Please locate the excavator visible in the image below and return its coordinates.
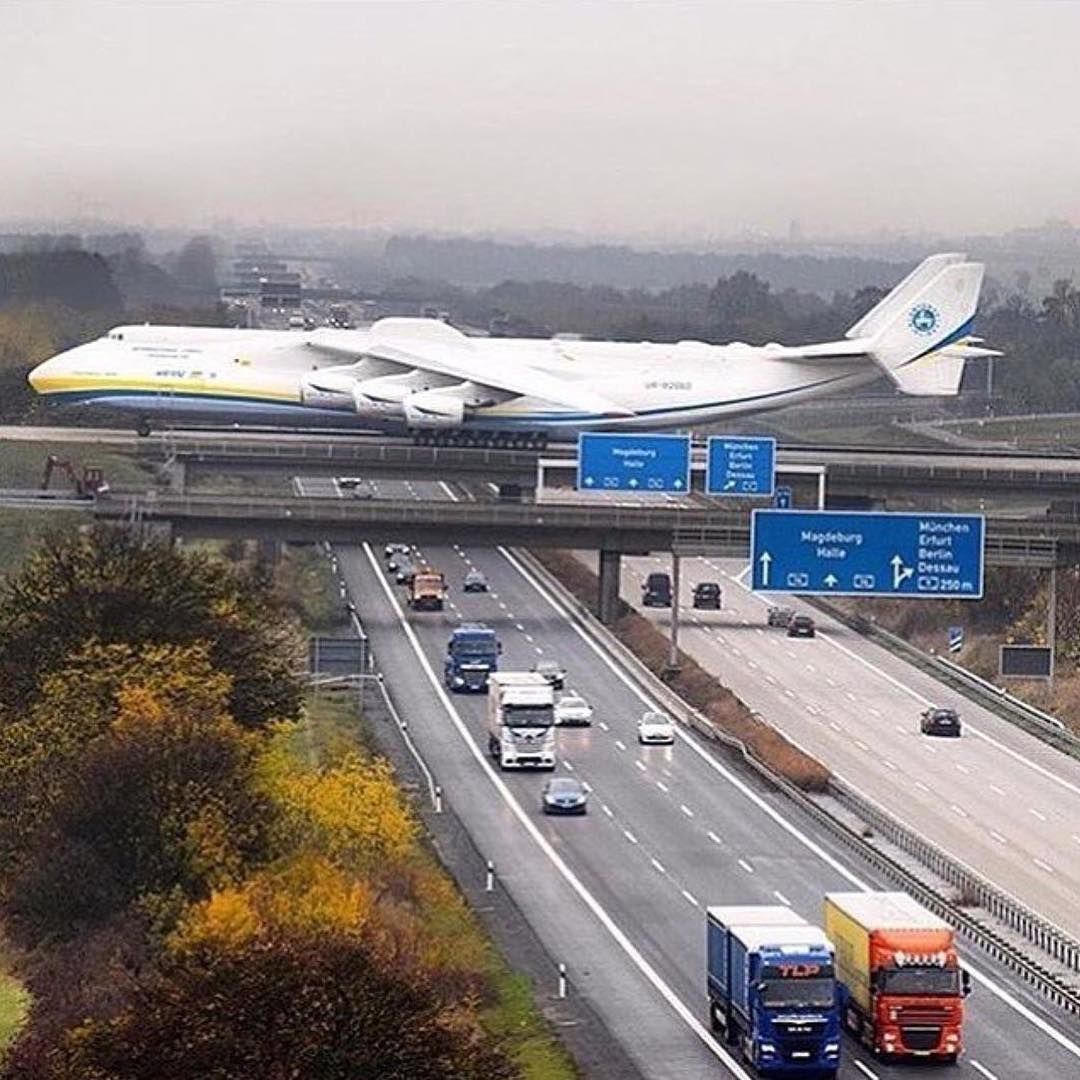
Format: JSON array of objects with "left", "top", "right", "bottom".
[{"left": 40, "top": 455, "right": 109, "bottom": 498}]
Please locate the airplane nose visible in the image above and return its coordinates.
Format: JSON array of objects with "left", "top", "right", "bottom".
[{"left": 27, "top": 358, "right": 49, "bottom": 392}]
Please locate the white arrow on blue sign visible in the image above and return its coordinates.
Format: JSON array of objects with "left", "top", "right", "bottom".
[
  {"left": 577, "top": 432, "right": 691, "bottom": 493},
  {"left": 706, "top": 436, "right": 776, "bottom": 497},
  {"left": 750, "top": 509, "right": 985, "bottom": 599}
]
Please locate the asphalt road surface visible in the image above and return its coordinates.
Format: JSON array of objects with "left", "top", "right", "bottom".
[
  {"left": 611, "top": 552, "right": 1080, "bottom": 938},
  {"left": 330, "top": 510, "right": 1080, "bottom": 1078}
]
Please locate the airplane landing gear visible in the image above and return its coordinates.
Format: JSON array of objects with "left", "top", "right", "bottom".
[{"left": 136, "top": 418, "right": 151, "bottom": 437}]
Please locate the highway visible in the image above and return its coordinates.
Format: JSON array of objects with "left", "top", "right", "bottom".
[
  {"left": 318, "top": 475, "right": 1080, "bottom": 1079},
  {"left": 610, "top": 552, "right": 1080, "bottom": 938}
]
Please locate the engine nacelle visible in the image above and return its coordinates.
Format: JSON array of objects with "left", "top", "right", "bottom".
[
  {"left": 299, "top": 370, "right": 357, "bottom": 411},
  {"left": 354, "top": 369, "right": 458, "bottom": 404},
  {"left": 402, "top": 388, "right": 466, "bottom": 428},
  {"left": 352, "top": 386, "right": 404, "bottom": 418}
]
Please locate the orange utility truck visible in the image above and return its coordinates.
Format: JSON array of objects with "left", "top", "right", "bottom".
[
  {"left": 408, "top": 566, "right": 447, "bottom": 611},
  {"left": 824, "top": 892, "right": 969, "bottom": 1063}
]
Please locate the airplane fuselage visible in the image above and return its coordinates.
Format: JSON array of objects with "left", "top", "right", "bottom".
[{"left": 29, "top": 325, "right": 877, "bottom": 438}]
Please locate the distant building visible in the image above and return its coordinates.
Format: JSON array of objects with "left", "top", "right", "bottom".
[{"left": 221, "top": 245, "right": 301, "bottom": 308}]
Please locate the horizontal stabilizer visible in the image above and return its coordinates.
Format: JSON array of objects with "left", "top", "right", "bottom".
[{"left": 888, "top": 350, "right": 968, "bottom": 396}]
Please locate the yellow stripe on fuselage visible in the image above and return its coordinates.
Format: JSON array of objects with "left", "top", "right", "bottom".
[{"left": 32, "top": 372, "right": 301, "bottom": 403}]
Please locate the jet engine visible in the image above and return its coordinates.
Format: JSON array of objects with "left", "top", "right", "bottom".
[{"left": 402, "top": 387, "right": 466, "bottom": 427}]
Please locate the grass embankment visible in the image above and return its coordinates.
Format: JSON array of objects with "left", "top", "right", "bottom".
[
  {"left": 299, "top": 689, "right": 580, "bottom": 1080},
  {"left": 0, "top": 509, "right": 86, "bottom": 579},
  {"left": 533, "top": 550, "right": 831, "bottom": 792},
  {"left": 0, "top": 437, "right": 152, "bottom": 490}
]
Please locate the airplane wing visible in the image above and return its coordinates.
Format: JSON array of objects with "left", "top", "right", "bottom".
[{"left": 306, "top": 320, "right": 633, "bottom": 416}]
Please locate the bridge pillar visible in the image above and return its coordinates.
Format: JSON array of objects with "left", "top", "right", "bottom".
[{"left": 597, "top": 550, "right": 622, "bottom": 625}]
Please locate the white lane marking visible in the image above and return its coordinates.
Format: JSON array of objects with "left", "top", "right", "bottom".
[
  {"left": 624, "top": 830, "right": 639, "bottom": 845},
  {"left": 1034, "top": 857, "right": 1055, "bottom": 874},
  {"left": 737, "top": 858, "right": 754, "bottom": 874},
  {"left": 599, "top": 720, "right": 610, "bottom": 731},
  {"left": 955, "top": 763, "right": 971, "bottom": 775},
  {"left": 515, "top": 622, "right": 526, "bottom": 632},
  {"left": 1073, "top": 834, "right": 1080, "bottom": 846},
  {"left": 852, "top": 1061, "right": 880, "bottom": 1079},
  {"left": 360, "top": 543, "right": 751, "bottom": 1076},
  {"left": 773, "top": 890, "right": 791, "bottom": 906},
  {"left": 970, "top": 1062, "right": 999, "bottom": 1080},
  {"left": 615, "top": 740, "right": 626, "bottom": 751},
  {"left": 990, "top": 784, "right": 1006, "bottom": 797},
  {"left": 650, "top": 857, "right": 666, "bottom": 874},
  {"left": 437, "top": 480, "right": 458, "bottom": 502},
  {"left": 680, "top": 804, "right": 694, "bottom": 818},
  {"left": 707, "top": 830, "right": 723, "bottom": 846},
  {"left": 915, "top": 780, "right": 930, "bottom": 792},
  {"left": 563, "top": 760, "right": 574, "bottom": 772},
  {"left": 601, "top": 804, "right": 614, "bottom": 818},
  {"left": 868, "top": 707, "right": 881, "bottom": 717},
  {"left": 784, "top": 688, "right": 796, "bottom": 699},
  {"left": 656, "top": 780, "right": 669, "bottom": 793},
  {"left": 1029, "top": 807, "right": 1047, "bottom": 822},
  {"left": 882, "top": 760, "right": 897, "bottom": 772},
  {"left": 635, "top": 760, "right": 647, "bottom": 772},
  {"left": 950, "top": 804, "right": 968, "bottom": 819},
  {"left": 810, "top": 612, "right": 1080, "bottom": 801},
  {"left": 499, "top": 547, "right": 1080, "bottom": 1062},
  {"left": 681, "top": 889, "right": 700, "bottom": 907},
  {"left": 990, "top": 830, "right": 1008, "bottom": 845}
]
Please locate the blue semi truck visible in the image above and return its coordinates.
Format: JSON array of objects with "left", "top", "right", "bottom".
[
  {"left": 444, "top": 624, "right": 500, "bottom": 692},
  {"left": 707, "top": 905, "right": 841, "bottom": 1077}
]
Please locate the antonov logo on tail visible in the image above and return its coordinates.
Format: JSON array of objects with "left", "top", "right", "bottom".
[{"left": 909, "top": 304, "right": 939, "bottom": 336}]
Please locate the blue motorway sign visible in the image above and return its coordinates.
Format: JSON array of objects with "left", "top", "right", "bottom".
[
  {"left": 706, "top": 436, "right": 776, "bottom": 496},
  {"left": 577, "top": 433, "right": 690, "bottom": 493},
  {"left": 750, "top": 510, "right": 984, "bottom": 598}
]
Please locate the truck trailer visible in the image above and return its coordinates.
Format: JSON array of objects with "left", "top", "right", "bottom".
[
  {"left": 707, "top": 905, "right": 841, "bottom": 1077},
  {"left": 824, "top": 891, "right": 969, "bottom": 1063},
  {"left": 487, "top": 672, "right": 555, "bottom": 769},
  {"left": 445, "top": 624, "right": 500, "bottom": 692}
]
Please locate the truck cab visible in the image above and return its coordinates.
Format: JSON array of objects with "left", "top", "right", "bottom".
[
  {"left": 487, "top": 671, "right": 556, "bottom": 770},
  {"left": 408, "top": 566, "right": 447, "bottom": 611},
  {"left": 445, "top": 624, "right": 500, "bottom": 692},
  {"left": 707, "top": 906, "right": 841, "bottom": 1077},
  {"left": 825, "top": 891, "right": 969, "bottom": 1063}
]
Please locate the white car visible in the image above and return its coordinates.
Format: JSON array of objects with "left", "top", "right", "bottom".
[
  {"left": 554, "top": 693, "right": 593, "bottom": 727},
  {"left": 638, "top": 711, "right": 675, "bottom": 745}
]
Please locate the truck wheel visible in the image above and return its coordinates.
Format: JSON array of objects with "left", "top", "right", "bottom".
[
  {"left": 708, "top": 1003, "right": 722, "bottom": 1034},
  {"left": 942, "top": 1053, "right": 959, "bottom": 1066}
]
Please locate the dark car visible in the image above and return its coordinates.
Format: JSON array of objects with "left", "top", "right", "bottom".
[
  {"left": 767, "top": 605, "right": 795, "bottom": 628},
  {"left": 692, "top": 581, "right": 722, "bottom": 609},
  {"left": 541, "top": 776, "right": 588, "bottom": 815},
  {"left": 463, "top": 568, "right": 489, "bottom": 593},
  {"left": 787, "top": 613, "right": 816, "bottom": 638},
  {"left": 395, "top": 559, "right": 416, "bottom": 585},
  {"left": 921, "top": 706, "right": 962, "bottom": 737},
  {"left": 642, "top": 571, "right": 672, "bottom": 608}
]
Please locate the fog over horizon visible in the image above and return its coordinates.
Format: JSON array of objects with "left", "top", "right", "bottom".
[{"left": 3, "top": 0, "right": 1079, "bottom": 245}]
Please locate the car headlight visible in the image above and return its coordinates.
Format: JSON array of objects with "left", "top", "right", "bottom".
[{"left": 759, "top": 1043, "right": 776, "bottom": 1055}]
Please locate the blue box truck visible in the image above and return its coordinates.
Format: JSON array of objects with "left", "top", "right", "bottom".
[
  {"left": 707, "top": 905, "right": 841, "bottom": 1077},
  {"left": 444, "top": 624, "right": 500, "bottom": 692}
]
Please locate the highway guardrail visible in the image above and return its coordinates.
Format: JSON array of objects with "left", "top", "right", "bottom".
[{"left": 517, "top": 549, "right": 1080, "bottom": 1016}]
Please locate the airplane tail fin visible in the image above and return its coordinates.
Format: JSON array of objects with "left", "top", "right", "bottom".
[
  {"left": 864, "top": 259, "right": 985, "bottom": 393},
  {"left": 846, "top": 253, "right": 967, "bottom": 340}
]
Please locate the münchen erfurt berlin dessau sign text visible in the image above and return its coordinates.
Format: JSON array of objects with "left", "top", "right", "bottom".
[{"left": 750, "top": 510, "right": 984, "bottom": 598}]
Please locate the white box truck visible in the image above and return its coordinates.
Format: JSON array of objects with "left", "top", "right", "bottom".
[{"left": 487, "top": 671, "right": 556, "bottom": 769}]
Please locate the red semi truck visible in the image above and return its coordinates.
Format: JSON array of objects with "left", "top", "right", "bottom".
[{"left": 824, "top": 892, "right": 970, "bottom": 1063}]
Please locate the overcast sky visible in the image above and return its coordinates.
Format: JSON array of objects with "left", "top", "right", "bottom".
[{"left": 2, "top": 0, "right": 1078, "bottom": 242}]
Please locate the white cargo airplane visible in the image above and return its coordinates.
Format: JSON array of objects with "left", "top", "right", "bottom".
[{"left": 29, "top": 253, "right": 996, "bottom": 447}]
